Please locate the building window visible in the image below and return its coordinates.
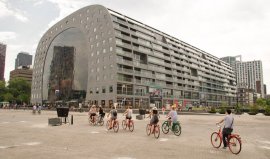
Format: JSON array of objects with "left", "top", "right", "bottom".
[
  {"left": 89, "top": 89, "right": 93, "bottom": 94},
  {"left": 109, "top": 86, "right": 113, "bottom": 93},
  {"left": 102, "top": 87, "right": 106, "bottom": 93},
  {"left": 96, "top": 87, "right": 99, "bottom": 94},
  {"left": 110, "top": 47, "right": 113, "bottom": 52},
  {"left": 103, "top": 49, "right": 106, "bottom": 53}
]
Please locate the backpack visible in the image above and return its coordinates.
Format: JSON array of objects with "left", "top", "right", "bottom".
[{"left": 112, "top": 110, "right": 117, "bottom": 116}]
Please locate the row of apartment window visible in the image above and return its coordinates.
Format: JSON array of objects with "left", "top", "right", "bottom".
[
  {"left": 89, "top": 85, "right": 114, "bottom": 94},
  {"left": 112, "top": 16, "right": 232, "bottom": 73},
  {"left": 115, "top": 35, "right": 233, "bottom": 79}
]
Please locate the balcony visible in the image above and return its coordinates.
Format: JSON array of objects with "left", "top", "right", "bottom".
[
  {"left": 116, "top": 59, "right": 133, "bottom": 66},
  {"left": 116, "top": 49, "right": 133, "bottom": 58},
  {"left": 117, "top": 68, "right": 133, "bottom": 74},
  {"left": 117, "top": 76, "right": 133, "bottom": 83}
]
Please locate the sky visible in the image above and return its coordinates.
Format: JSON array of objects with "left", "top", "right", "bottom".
[{"left": 0, "top": 0, "right": 269, "bottom": 93}]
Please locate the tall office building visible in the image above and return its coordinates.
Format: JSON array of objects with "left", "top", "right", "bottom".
[
  {"left": 236, "top": 60, "right": 264, "bottom": 98},
  {"left": 15, "top": 52, "right": 32, "bottom": 69},
  {"left": 220, "top": 55, "right": 242, "bottom": 75},
  {"left": 31, "top": 5, "right": 236, "bottom": 107},
  {"left": 0, "top": 43, "right": 6, "bottom": 81}
]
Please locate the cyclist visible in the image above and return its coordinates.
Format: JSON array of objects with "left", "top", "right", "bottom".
[
  {"left": 148, "top": 107, "right": 159, "bottom": 134},
  {"left": 123, "top": 106, "right": 133, "bottom": 125},
  {"left": 88, "top": 105, "right": 97, "bottom": 122},
  {"left": 216, "top": 109, "right": 234, "bottom": 149},
  {"left": 98, "top": 105, "right": 105, "bottom": 122},
  {"left": 167, "top": 105, "right": 178, "bottom": 130},
  {"left": 107, "top": 106, "right": 117, "bottom": 129}
]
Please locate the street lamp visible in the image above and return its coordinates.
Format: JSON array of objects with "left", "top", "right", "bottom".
[{"left": 122, "top": 85, "right": 126, "bottom": 108}]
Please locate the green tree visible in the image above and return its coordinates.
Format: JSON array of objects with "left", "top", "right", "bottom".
[
  {"left": 256, "top": 98, "right": 266, "bottom": 107},
  {"left": 18, "top": 94, "right": 30, "bottom": 104},
  {"left": 4, "top": 93, "right": 14, "bottom": 103},
  {"left": 0, "top": 81, "right": 7, "bottom": 101},
  {"left": 7, "top": 78, "right": 31, "bottom": 104}
]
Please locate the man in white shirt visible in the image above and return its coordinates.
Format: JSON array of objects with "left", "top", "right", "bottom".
[{"left": 217, "top": 109, "right": 234, "bottom": 149}]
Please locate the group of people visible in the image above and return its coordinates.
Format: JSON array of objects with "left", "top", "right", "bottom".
[{"left": 88, "top": 104, "right": 234, "bottom": 149}]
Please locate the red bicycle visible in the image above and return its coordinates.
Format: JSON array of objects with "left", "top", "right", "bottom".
[
  {"left": 122, "top": 118, "right": 134, "bottom": 132},
  {"left": 146, "top": 124, "right": 160, "bottom": 139},
  {"left": 211, "top": 124, "right": 242, "bottom": 154},
  {"left": 106, "top": 119, "right": 119, "bottom": 133}
]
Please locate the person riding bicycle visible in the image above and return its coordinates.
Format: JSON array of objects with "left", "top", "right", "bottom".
[
  {"left": 123, "top": 106, "right": 133, "bottom": 125},
  {"left": 148, "top": 107, "right": 159, "bottom": 134},
  {"left": 216, "top": 109, "right": 234, "bottom": 149},
  {"left": 88, "top": 105, "right": 97, "bottom": 122},
  {"left": 98, "top": 105, "right": 105, "bottom": 121},
  {"left": 167, "top": 105, "right": 178, "bottom": 130},
  {"left": 107, "top": 105, "right": 117, "bottom": 129}
]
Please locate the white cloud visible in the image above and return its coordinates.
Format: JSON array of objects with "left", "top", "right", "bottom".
[
  {"left": 46, "top": 0, "right": 89, "bottom": 27},
  {"left": 0, "top": 0, "right": 29, "bottom": 22},
  {"left": 0, "top": 31, "right": 17, "bottom": 41}
]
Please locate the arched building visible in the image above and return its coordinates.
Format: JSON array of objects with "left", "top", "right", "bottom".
[{"left": 31, "top": 5, "right": 236, "bottom": 108}]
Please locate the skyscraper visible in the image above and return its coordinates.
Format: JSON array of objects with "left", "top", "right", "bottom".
[
  {"left": 236, "top": 60, "right": 264, "bottom": 97},
  {"left": 0, "top": 43, "right": 6, "bottom": 81},
  {"left": 15, "top": 52, "right": 32, "bottom": 69},
  {"left": 220, "top": 55, "right": 242, "bottom": 75}
]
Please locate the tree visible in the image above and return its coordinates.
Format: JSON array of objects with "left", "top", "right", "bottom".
[
  {"left": 256, "top": 98, "right": 266, "bottom": 107},
  {"left": 18, "top": 94, "right": 30, "bottom": 104},
  {"left": 7, "top": 78, "right": 31, "bottom": 104},
  {"left": 4, "top": 93, "right": 14, "bottom": 103},
  {"left": 0, "top": 81, "right": 7, "bottom": 101}
]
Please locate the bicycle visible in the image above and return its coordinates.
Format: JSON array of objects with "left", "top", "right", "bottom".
[
  {"left": 96, "top": 114, "right": 105, "bottom": 126},
  {"left": 161, "top": 120, "right": 181, "bottom": 136},
  {"left": 211, "top": 124, "right": 242, "bottom": 155},
  {"left": 146, "top": 124, "right": 160, "bottom": 139},
  {"left": 122, "top": 117, "right": 134, "bottom": 132},
  {"left": 106, "top": 119, "right": 119, "bottom": 133},
  {"left": 88, "top": 115, "right": 97, "bottom": 126}
]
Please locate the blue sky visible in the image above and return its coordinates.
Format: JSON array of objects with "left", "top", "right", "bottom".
[{"left": 0, "top": 0, "right": 269, "bottom": 93}]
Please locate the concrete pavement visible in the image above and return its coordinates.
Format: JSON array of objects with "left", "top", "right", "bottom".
[{"left": 0, "top": 109, "right": 269, "bottom": 159}]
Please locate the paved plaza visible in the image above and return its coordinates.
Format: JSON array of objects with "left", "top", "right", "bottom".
[{"left": 0, "top": 109, "right": 269, "bottom": 159}]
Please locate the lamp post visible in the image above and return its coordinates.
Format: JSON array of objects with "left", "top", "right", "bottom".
[{"left": 122, "top": 84, "right": 126, "bottom": 108}]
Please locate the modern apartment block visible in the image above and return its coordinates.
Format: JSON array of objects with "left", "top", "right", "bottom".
[
  {"left": 31, "top": 5, "right": 236, "bottom": 108},
  {"left": 15, "top": 52, "right": 32, "bottom": 69},
  {"left": 0, "top": 43, "right": 6, "bottom": 81},
  {"left": 10, "top": 66, "right": 33, "bottom": 83},
  {"left": 236, "top": 60, "right": 264, "bottom": 98}
]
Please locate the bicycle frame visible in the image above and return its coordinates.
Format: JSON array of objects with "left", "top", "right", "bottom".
[{"left": 211, "top": 124, "right": 242, "bottom": 154}]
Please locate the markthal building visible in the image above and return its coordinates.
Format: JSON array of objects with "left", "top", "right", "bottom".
[{"left": 31, "top": 5, "right": 236, "bottom": 108}]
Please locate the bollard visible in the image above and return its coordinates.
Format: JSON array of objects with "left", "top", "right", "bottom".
[
  {"left": 64, "top": 117, "right": 66, "bottom": 124},
  {"left": 71, "top": 115, "right": 73, "bottom": 125}
]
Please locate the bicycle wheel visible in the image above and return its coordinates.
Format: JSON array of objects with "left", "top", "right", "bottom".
[
  {"left": 99, "top": 119, "right": 104, "bottom": 126},
  {"left": 173, "top": 124, "right": 181, "bottom": 136},
  {"left": 211, "top": 132, "right": 222, "bottom": 148},
  {"left": 146, "top": 124, "right": 151, "bottom": 136},
  {"left": 228, "top": 136, "right": 242, "bottom": 155},
  {"left": 88, "top": 117, "right": 91, "bottom": 124},
  {"left": 129, "top": 121, "right": 134, "bottom": 132},
  {"left": 154, "top": 125, "right": 160, "bottom": 139},
  {"left": 122, "top": 120, "right": 127, "bottom": 130},
  {"left": 162, "top": 122, "right": 169, "bottom": 134},
  {"left": 113, "top": 121, "right": 119, "bottom": 133},
  {"left": 106, "top": 120, "right": 110, "bottom": 130}
]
